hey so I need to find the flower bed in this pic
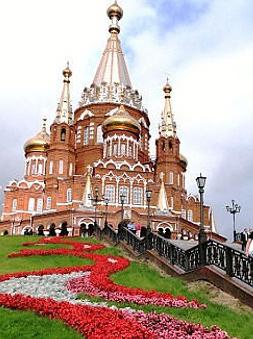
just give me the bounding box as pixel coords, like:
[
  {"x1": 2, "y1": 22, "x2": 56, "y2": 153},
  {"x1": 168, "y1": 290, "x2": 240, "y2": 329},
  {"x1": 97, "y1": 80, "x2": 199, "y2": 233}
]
[{"x1": 0, "y1": 237, "x2": 229, "y2": 338}]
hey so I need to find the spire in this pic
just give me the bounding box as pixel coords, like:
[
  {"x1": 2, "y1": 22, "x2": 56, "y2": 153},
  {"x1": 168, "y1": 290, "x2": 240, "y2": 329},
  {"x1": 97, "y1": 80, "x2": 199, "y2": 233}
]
[
  {"x1": 159, "y1": 79, "x2": 176, "y2": 138},
  {"x1": 157, "y1": 173, "x2": 169, "y2": 211},
  {"x1": 55, "y1": 62, "x2": 73, "y2": 125},
  {"x1": 92, "y1": 1, "x2": 132, "y2": 88},
  {"x1": 41, "y1": 117, "x2": 47, "y2": 136},
  {"x1": 82, "y1": 167, "x2": 93, "y2": 207}
]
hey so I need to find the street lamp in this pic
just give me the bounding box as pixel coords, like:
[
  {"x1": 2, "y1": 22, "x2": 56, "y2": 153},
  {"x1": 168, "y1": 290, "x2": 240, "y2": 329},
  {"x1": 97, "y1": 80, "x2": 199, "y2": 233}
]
[
  {"x1": 120, "y1": 194, "x2": 126, "y2": 221},
  {"x1": 196, "y1": 173, "x2": 207, "y2": 245},
  {"x1": 226, "y1": 200, "x2": 241, "y2": 241},
  {"x1": 145, "y1": 189, "x2": 152, "y2": 233},
  {"x1": 88, "y1": 187, "x2": 106, "y2": 229},
  {"x1": 104, "y1": 198, "x2": 109, "y2": 227}
]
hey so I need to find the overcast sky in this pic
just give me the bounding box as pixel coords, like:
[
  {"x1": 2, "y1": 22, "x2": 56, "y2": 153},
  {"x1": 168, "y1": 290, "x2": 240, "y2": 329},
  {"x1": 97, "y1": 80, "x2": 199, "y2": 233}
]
[{"x1": 1, "y1": 0, "x2": 253, "y2": 239}]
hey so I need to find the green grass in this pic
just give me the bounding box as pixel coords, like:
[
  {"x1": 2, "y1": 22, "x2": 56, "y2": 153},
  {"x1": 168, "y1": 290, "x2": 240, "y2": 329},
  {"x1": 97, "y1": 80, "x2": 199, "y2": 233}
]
[{"x1": 0, "y1": 236, "x2": 253, "y2": 338}]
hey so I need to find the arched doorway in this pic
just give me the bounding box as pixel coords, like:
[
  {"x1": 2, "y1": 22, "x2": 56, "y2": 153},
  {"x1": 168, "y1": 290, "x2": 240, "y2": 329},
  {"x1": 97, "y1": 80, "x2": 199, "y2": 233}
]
[
  {"x1": 21, "y1": 227, "x2": 33, "y2": 235},
  {"x1": 49, "y1": 223, "x2": 56, "y2": 236},
  {"x1": 80, "y1": 223, "x2": 88, "y2": 237},
  {"x1": 37, "y1": 225, "x2": 44, "y2": 236}
]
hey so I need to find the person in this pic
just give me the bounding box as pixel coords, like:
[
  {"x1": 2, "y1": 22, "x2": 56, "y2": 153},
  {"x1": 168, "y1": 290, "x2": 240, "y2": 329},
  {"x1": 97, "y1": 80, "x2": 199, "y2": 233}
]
[
  {"x1": 241, "y1": 228, "x2": 248, "y2": 251},
  {"x1": 245, "y1": 229, "x2": 253, "y2": 257}
]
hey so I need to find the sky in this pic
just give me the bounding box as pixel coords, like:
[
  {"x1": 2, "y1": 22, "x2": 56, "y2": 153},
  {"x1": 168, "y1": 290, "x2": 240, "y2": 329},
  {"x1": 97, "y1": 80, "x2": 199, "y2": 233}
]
[{"x1": 1, "y1": 0, "x2": 253, "y2": 239}]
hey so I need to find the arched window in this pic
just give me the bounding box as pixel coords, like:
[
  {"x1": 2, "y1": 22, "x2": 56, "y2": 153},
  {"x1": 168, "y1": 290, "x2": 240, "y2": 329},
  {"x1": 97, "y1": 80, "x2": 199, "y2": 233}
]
[
  {"x1": 49, "y1": 161, "x2": 53, "y2": 174},
  {"x1": 105, "y1": 185, "x2": 115, "y2": 203},
  {"x1": 28, "y1": 198, "x2": 35, "y2": 212},
  {"x1": 113, "y1": 144, "x2": 117, "y2": 156},
  {"x1": 59, "y1": 160, "x2": 64, "y2": 174},
  {"x1": 83, "y1": 126, "x2": 89, "y2": 145},
  {"x1": 96, "y1": 125, "x2": 103, "y2": 144},
  {"x1": 121, "y1": 144, "x2": 126, "y2": 156},
  {"x1": 12, "y1": 199, "x2": 17, "y2": 212},
  {"x1": 61, "y1": 128, "x2": 66, "y2": 141},
  {"x1": 46, "y1": 197, "x2": 52, "y2": 210},
  {"x1": 187, "y1": 209, "x2": 193, "y2": 222},
  {"x1": 181, "y1": 209, "x2": 186, "y2": 219},
  {"x1": 133, "y1": 187, "x2": 143, "y2": 205},
  {"x1": 37, "y1": 198, "x2": 43, "y2": 213},
  {"x1": 128, "y1": 145, "x2": 132, "y2": 157},
  {"x1": 67, "y1": 188, "x2": 72, "y2": 202},
  {"x1": 119, "y1": 186, "x2": 129, "y2": 204},
  {"x1": 69, "y1": 163, "x2": 73, "y2": 176},
  {"x1": 38, "y1": 163, "x2": 43, "y2": 175},
  {"x1": 169, "y1": 171, "x2": 174, "y2": 185}
]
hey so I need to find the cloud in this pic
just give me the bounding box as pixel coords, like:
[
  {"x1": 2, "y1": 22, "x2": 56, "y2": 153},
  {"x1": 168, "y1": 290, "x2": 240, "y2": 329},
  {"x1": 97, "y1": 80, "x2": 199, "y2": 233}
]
[{"x1": 1, "y1": 0, "x2": 253, "y2": 238}]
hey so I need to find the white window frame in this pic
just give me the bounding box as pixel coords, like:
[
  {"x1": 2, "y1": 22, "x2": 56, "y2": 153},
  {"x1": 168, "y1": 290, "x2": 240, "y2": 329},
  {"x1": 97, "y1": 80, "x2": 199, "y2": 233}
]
[
  {"x1": 69, "y1": 163, "x2": 73, "y2": 176},
  {"x1": 169, "y1": 171, "x2": 174, "y2": 185},
  {"x1": 46, "y1": 197, "x2": 52, "y2": 210},
  {"x1": 104, "y1": 185, "x2": 115, "y2": 203},
  {"x1": 181, "y1": 209, "x2": 186, "y2": 219},
  {"x1": 67, "y1": 188, "x2": 72, "y2": 202},
  {"x1": 133, "y1": 187, "x2": 143, "y2": 205},
  {"x1": 187, "y1": 209, "x2": 193, "y2": 222},
  {"x1": 28, "y1": 198, "x2": 35, "y2": 212},
  {"x1": 49, "y1": 161, "x2": 53, "y2": 175},
  {"x1": 96, "y1": 125, "x2": 103, "y2": 144},
  {"x1": 37, "y1": 198, "x2": 43, "y2": 213},
  {"x1": 83, "y1": 126, "x2": 89, "y2": 145},
  {"x1": 38, "y1": 163, "x2": 43, "y2": 175},
  {"x1": 59, "y1": 160, "x2": 64, "y2": 175},
  {"x1": 12, "y1": 199, "x2": 17, "y2": 212}
]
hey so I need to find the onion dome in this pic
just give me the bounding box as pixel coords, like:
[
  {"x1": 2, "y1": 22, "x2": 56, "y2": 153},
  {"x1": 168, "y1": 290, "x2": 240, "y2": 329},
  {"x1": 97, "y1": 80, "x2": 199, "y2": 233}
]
[
  {"x1": 163, "y1": 78, "x2": 172, "y2": 96},
  {"x1": 24, "y1": 119, "x2": 50, "y2": 154},
  {"x1": 179, "y1": 153, "x2": 188, "y2": 167},
  {"x1": 107, "y1": 1, "x2": 123, "y2": 21},
  {"x1": 62, "y1": 62, "x2": 72, "y2": 81},
  {"x1": 102, "y1": 105, "x2": 140, "y2": 137}
]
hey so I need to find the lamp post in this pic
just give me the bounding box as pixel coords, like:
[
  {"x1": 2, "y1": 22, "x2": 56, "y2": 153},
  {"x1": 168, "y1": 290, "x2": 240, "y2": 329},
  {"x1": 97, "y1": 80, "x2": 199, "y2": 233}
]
[
  {"x1": 88, "y1": 187, "x2": 106, "y2": 230},
  {"x1": 145, "y1": 189, "x2": 152, "y2": 249},
  {"x1": 120, "y1": 194, "x2": 125, "y2": 221},
  {"x1": 104, "y1": 198, "x2": 109, "y2": 227},
  {"x1": 226, "y1": 200, "x2": 241, "y2": 241},
  {"x1": 196, "y1": 173, "x2": 207, "y2": 265}
]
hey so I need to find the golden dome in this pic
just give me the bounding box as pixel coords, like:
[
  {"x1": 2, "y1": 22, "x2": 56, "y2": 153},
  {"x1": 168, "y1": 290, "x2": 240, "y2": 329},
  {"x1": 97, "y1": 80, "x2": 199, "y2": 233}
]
[
  {"x1": 107, "y1": 1, "x2": 123, "y2": 21},
  {"x1": 163, "y1": 79, "x2": 172, "y2": 94},
  {"x1": 24, "y1": 124, "x2": 50, "y2": 154},
  {"x1": 179, "y1": 153, "x2": 188, "y2": 166},
  {"x1": 63, "y1": 62, "x2": 72, "y2": 79},
  {"x1": 102, "y1": 105, "x2": 140, "y2": 136}
]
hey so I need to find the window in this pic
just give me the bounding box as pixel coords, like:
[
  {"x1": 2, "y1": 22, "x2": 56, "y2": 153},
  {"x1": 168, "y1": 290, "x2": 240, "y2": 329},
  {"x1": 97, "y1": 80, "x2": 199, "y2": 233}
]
[
  {"x1": 128, "y1": 145, "x2": 132, "y2": 157},
  {"x1": 113, "y1": 144, "x2": 117, "y2": 156},
  {"x1": 181, "y1": 209, "x2": 186, "y2": 219},
  {"x1": 28, "y1": 198, "x2": 35, "y2": 212},
  {"x1": 133, "y1": 187, "x2": 143, "y2": 205},
  {"x1": 89, "y1": 124, "x2": 94, "y2": 139},
  {"x1": 104, "y1": 185, "x2": 115, "y2": 203},
  {"x1": 67, "y1": 188, "x2": 72, "y2": 202},
  {"x1": 38, "y1": 163, "x2": 43, "y2": 175},
  {"x1": 121, "y1": 144, "x2": 126, "y2": 156},
  {"x1": 177, "y1": 173, "x2": 180, "y2": 186},
  {"x1": 119, "y1": 186, "x2": 129, "y2": 204},
  {"x1": 59, "y1": 160, "x2": 64, "y2": 174},
  {"x1": 187, "y1": 209, "x2": 193, "y2": 222},
  {"x1": 61, "y1": 128, "x2": 66, "y2": 141},
  {"x1": 31, "y1": 163, "x2": 36, "y2": 175},
  {"x1": 12, "y1": 199, "x2": 17, "y2": 212},
  {"x1": 83, "y1": 126, "x2": 89, "y2": 145},
  {"x1": 69, "y1": 163, "x2": 73, "y2": 176},
  {"x1": 46, "y1": 197, "x2": 52, "y2": 210},
  {"x1": 37, "y1": 198, "x2": 43, "y2": 213},
  {"x1": 170, "y1": 197, "x2": 174, "y2": 209},
  {"x1": 49, "y1": 161, "x2": 53, "y2": 174},
  {"x1": 96, "y1": 125, "x2": 103, "y2": 144},
  {"x1": 169, "y1": 171, "x2": 174, "y2": 185}
]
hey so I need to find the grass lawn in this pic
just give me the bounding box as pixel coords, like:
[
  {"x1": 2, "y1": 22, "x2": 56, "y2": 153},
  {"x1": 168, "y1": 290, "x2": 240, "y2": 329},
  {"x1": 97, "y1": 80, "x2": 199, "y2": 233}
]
[{"x1": 0, "y1": 235, "x2": 252, "y2": 338}]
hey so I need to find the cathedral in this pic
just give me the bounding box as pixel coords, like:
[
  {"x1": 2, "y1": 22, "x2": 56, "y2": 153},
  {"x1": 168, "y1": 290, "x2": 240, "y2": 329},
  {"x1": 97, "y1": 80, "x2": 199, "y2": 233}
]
[{"x1": 0, "y1": 2, "x2": 224, "y2": 241}]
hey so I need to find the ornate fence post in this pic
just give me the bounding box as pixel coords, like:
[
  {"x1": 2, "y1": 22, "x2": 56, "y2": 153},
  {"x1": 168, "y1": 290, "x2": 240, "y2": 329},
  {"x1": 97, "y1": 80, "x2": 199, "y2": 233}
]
[{"x1": 225, "y1": 247, "x2": 233, "y2": 276}]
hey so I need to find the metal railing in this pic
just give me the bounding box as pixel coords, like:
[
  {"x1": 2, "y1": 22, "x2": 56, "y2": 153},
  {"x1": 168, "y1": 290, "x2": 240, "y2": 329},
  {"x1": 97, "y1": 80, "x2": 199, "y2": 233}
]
[{"x1": 100, "y1": 225, "x2": 253, "y2": 288}]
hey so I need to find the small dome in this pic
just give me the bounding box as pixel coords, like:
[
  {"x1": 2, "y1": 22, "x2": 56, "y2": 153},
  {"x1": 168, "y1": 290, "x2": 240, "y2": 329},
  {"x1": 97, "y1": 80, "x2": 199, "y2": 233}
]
[
  {"x1": 180, "y1": 153, "x2": 188, "y2": 166},
  {"x1": 24, "y1": 128, "x2": 50, "y2": 154},
  {"x1": 63, "y1": 63, "x2": 72, "y2": 79},
  {"x1": 102, "y1": 105, "x2": 140, "y2": 136},
  {"x1": 163, "y1": 79, "x2": 172, "y2": 94},
  {"x1": 107, "y1": 1, "x2": 123, "y2": 21}
]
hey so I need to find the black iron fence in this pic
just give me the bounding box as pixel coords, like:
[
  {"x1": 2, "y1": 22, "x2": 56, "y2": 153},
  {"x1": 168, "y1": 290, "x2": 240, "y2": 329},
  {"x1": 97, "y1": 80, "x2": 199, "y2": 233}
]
[{"x1": 101, "y1": 224, "x2": 253, "y2": 288}]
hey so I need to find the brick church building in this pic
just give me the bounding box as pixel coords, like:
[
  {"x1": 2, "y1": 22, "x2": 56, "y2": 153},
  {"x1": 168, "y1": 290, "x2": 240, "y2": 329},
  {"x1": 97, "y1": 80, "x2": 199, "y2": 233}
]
[{"x1": 0, "y1": 2, "x2": 224, "y2": 241}]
